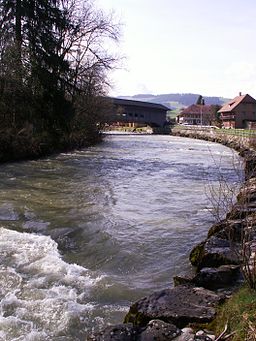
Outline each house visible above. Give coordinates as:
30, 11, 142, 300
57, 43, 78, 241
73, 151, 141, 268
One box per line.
178, 104, 214, 126
218, 93, 256, 129
106, 98, 169, 128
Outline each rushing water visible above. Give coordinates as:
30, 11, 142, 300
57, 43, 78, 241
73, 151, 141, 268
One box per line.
0, 135, 243, 340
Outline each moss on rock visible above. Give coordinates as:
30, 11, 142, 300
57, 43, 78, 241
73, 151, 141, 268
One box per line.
189, 241, 205, 267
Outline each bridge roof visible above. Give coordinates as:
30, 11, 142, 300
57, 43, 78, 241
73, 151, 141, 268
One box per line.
110, 97, 169, 112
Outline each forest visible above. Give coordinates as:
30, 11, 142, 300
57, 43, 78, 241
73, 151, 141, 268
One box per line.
0, 0, 118, 161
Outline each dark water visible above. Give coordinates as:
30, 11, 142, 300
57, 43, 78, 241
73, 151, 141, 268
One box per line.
0, 135, 243, 340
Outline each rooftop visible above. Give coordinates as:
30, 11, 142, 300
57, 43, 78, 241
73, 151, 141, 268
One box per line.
179, 104, 213, 115
218, 94, 256, 113
110, 97, 170, 111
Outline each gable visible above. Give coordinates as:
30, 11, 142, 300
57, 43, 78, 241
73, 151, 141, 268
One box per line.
218, 94, 256, 113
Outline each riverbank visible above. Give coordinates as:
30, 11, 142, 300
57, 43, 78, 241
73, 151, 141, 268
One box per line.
88, 128, 256, 341
0, 128, 102, 163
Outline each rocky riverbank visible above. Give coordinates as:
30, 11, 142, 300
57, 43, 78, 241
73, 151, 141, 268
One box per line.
87, 129, 256, 341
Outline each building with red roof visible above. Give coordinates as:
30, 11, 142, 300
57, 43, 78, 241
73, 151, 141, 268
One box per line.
218, 93, 256, 129
178, 104, 214, 126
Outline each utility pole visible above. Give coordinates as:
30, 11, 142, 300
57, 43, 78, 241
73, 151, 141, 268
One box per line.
200, 97, 204, 126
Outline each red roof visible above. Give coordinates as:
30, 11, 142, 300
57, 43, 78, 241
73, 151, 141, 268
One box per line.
179, 104, 212, 116
218, 94, 256, 113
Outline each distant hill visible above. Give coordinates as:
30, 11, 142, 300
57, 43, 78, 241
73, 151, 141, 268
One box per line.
118, 93, 229, 111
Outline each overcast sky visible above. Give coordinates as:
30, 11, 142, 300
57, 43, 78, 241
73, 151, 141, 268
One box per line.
96, 0, 256, 99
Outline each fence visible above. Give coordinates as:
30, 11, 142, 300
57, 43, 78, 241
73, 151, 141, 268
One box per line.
174, 125, 256, 137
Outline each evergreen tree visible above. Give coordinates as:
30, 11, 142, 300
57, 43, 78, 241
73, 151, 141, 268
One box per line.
196, 95, 203, 105
0, 0, 119, 156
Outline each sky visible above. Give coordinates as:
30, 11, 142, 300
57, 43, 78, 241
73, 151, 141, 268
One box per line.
96, 0, 256, 99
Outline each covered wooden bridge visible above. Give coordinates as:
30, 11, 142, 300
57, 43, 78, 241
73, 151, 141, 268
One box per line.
104, 98, 169, 128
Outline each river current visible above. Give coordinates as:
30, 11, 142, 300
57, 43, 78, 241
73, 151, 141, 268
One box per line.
0, 135, 243, 340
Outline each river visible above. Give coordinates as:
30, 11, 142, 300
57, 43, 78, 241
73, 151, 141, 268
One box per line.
0, 134, 243, 340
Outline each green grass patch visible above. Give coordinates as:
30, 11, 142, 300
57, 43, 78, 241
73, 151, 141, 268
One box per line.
207, 286, 256, 340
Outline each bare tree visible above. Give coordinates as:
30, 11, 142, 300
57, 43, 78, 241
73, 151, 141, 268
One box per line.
0, 0, 120, 155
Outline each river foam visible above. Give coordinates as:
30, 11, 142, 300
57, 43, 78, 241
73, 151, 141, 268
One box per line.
0, 228, 103, 341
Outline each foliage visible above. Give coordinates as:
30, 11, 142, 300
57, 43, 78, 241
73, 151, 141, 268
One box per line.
210, 104, 222, 127
0, 0, 119, 159
196, 95, 203, 105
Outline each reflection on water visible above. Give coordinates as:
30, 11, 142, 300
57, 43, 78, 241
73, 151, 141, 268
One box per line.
0, 135, 243, 340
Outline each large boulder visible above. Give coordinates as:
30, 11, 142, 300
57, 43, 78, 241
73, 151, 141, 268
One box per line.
190, 236, 240, 270
124, 286, 222, 328
173, 265, 242, 290
207, 219, 244, 242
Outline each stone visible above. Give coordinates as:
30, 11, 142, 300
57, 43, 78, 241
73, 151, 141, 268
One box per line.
207, 220, 228, 238
191, 236, 240, 270
189, 241, 205, 267
226, 205, 256, 220
194, 336, 214, 341
193, 265, 242, 290
173, 275, 193, 287
174, 265, 242, 291
124, 286, 222, 328
172, 327, 194, 341
87, 323, 137, 341
139, 319, 181, 341
207, 219, 244, 243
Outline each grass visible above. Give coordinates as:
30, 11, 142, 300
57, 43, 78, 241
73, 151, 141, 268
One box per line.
206, 286, 256, 340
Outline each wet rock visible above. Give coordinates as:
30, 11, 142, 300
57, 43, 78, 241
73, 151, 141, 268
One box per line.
124, 286, 222, 328
173, 275, 193, 287
193, 265, 242, 290
47, 227, 81, 251
190, 236, 240, 270
207, 219, 243, 242
87, 323, 138, 341
189, 241, 205, 267
174, 265, 242, 290
139, 319, 181, 341
207, 220, 228, 238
